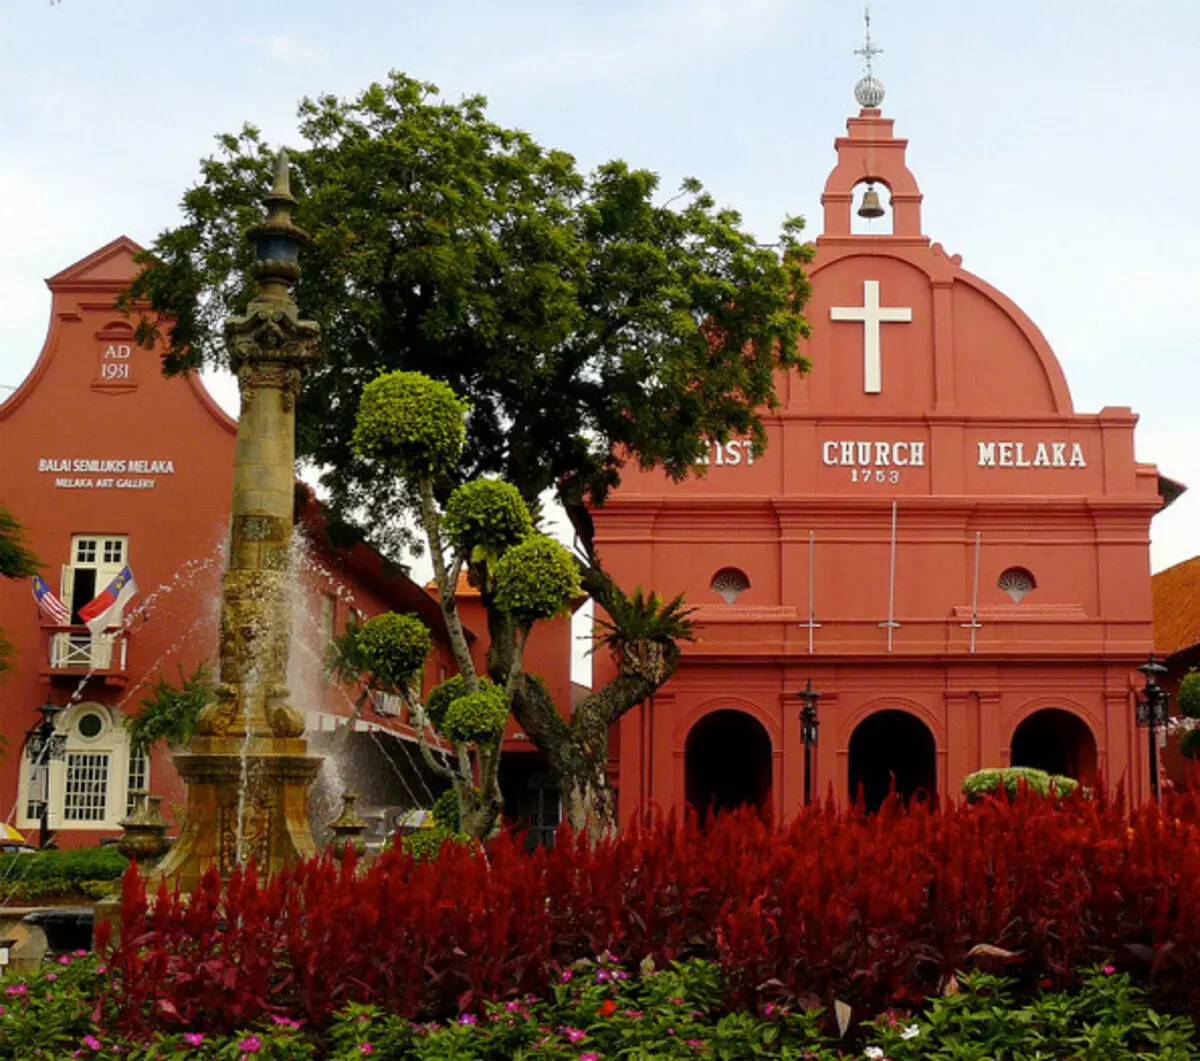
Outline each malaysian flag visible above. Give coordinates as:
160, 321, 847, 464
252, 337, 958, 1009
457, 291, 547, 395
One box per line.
31, 575, 70, 625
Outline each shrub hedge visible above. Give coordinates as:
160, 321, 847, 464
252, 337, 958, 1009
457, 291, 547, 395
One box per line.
0, 846, 127, 904
961, 766, 1079, 800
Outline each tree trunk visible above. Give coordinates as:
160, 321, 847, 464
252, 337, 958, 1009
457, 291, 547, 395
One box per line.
561, 753, 619, 835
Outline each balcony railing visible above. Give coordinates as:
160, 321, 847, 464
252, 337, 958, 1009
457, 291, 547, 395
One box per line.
47, 631, 126, 673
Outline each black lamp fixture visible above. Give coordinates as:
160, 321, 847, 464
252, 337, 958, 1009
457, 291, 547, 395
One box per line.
25, 697, 66, 849
797, 679, 822, 807
1134, 655, 1170, 803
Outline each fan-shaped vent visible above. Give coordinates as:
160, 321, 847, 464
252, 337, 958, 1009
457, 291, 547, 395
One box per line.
710, 567, 750, 605
998, 567, 1036, 604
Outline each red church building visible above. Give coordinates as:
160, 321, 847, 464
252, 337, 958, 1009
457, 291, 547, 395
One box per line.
593, 90, 1177, 820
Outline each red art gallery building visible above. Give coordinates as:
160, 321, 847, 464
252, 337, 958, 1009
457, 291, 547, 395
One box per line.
594, 97, 1178, 819
0, 239, 572, 848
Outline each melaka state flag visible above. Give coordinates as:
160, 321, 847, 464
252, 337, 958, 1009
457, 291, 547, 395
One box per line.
78, 565, 139, 635
31, 575, 71, 625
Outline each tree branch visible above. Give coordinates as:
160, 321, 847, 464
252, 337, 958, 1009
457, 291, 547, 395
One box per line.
418, 475, 478, 691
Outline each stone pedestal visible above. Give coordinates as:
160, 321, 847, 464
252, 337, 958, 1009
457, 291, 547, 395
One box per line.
150, 736, 321, 893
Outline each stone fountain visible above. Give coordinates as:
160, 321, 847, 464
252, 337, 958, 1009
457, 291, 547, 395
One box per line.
151, 151, 323, 892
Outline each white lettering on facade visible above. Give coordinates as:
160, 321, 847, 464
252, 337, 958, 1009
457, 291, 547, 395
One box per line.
822, 441, 926, 468
977, 441, 1086, 469
39, 457, 173, 488
694, 439, 755, 468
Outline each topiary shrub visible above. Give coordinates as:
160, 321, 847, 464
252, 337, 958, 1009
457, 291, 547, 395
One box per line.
443, 479, 533, 564
443, 684, 509, 746
357, 612, 432, 692
401, 824, 470, 862
1178, 671, 1200, 760
493, 533, 582, 627
425, 673, 467, 731
962, 767, 1078, 802
352, 371, 470, 479
430, 788, 461, 832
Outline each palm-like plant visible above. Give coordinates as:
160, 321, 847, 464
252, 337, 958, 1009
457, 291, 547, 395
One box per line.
593, 587, 698, 683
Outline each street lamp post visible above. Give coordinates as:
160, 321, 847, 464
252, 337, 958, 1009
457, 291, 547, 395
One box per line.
1134, 655, 1170, 803
797, 679, 821, 807
25, 698, 66, 850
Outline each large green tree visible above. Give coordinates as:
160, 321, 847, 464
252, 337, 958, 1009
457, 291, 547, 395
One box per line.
0, 505, 40, 681
125, 73, 812, 833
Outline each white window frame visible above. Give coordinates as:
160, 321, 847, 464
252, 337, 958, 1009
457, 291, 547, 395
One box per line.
61, 534, 129, 624
17, 702, 139, 832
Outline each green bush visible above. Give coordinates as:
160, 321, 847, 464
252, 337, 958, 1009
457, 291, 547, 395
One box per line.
352, 370, 469, 480
493, 533, 582, 627
357, 612, 432, 693
442, 478, 533, 564
424, 673, 467, 731
0, 846, 130, 904
443, 685, 509, 746
962, 766, 1079, 802
430, 789, 461, 832
1180, 670, 1200, 717
400, 824, 469, 863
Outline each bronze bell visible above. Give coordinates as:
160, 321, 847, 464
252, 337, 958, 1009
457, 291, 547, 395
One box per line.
858, 184, 885, 220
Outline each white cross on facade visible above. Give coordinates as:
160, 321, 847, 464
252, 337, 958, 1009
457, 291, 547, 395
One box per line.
829, 280, 912, 394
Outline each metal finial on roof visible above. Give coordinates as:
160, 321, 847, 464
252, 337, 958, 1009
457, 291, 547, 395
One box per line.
854, 8, 886, 109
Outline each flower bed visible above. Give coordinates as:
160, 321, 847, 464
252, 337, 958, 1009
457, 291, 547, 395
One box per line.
1, 953, 1196, 1059
92, 786, 1200, 1035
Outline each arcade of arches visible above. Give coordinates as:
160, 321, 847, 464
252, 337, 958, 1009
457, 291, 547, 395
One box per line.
682, 704, 1101, 819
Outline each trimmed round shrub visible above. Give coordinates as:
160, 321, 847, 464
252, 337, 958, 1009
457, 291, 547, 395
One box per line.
962, 767, 1078, 802
1179, 671, 1200, 718
431, 788, 462, 832
352, 371, 469, 479
493, 534, 582, 627
443, 685, 509, 746
425, 673, 467, 731
443, 479, 533, 563
357, 612, 432, 691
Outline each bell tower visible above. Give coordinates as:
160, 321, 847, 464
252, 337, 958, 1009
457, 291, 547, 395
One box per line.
819, 11, 925, 242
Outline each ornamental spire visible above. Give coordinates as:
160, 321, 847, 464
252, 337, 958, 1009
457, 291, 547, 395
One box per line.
853, 8, 886, 110
247, 148, 310, 294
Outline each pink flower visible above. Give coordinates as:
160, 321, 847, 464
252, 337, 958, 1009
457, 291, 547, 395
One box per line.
764, 1002, 776, 1017
457, 1013, 477, 1026
73, 949, 87, 957
668, 996, 685, 1006
565, 1027, 587, 1043
0, 1005, 5, 1016
595, 969, 610, 982
359, 1045, 374, 1056
58, 954, 71, 965
95, 966, 108, 975
45, 973, 57, 982
270, 1015, 302, 1029
4, 984, 26, 997
237, 1036, 262, 1053
559, 970, 573, 983
82, 1035, 102, 1051
1102, 964, 1117, 976
184, 1032, 205, 1046
581, 1055, 600, 1061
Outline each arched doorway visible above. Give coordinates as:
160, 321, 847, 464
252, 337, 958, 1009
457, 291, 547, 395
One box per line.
848, 710, 937, 812
1010, 709, 1097, 782
685, 710, 773, 824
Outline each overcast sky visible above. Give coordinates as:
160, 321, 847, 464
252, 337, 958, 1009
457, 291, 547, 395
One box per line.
1, 0, 1196, 577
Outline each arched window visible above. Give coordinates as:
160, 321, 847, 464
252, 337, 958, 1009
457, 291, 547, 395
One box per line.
19, 702, 148, 832
998, 567, 1037, 604
710, 567, 751, 605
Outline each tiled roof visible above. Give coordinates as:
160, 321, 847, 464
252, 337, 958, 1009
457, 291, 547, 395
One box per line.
1153, 554, 1200, 658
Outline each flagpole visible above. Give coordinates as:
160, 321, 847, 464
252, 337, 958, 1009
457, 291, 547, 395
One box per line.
879, 500, 900, 652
